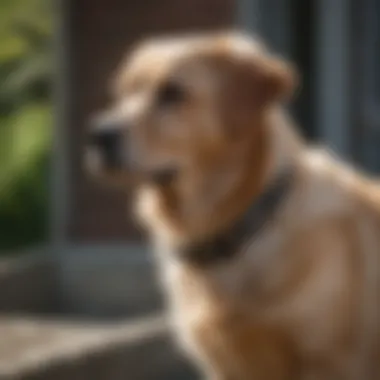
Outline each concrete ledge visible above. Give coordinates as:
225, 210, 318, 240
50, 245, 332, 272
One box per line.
0, 245, 164, 318
58, 245, 164, 317
0, 249, 59, 313
0, 314, 197, 380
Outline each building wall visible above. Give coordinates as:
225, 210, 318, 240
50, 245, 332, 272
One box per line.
66, 0, 235, 243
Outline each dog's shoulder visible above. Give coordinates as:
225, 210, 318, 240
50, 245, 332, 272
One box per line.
296, 147, 380, 256
298, 147, 380, 217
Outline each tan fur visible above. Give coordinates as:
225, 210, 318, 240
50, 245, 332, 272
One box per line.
90, 31, 380, 379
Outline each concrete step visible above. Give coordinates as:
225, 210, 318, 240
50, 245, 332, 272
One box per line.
0, 314, 198, 380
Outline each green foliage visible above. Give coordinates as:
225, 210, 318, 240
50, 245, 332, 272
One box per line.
0, 0, 52, 251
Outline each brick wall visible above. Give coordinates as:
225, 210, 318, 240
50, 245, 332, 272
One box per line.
66, 0, 236, 242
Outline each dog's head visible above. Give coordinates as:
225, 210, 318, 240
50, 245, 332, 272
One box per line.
86, 31, 296, 190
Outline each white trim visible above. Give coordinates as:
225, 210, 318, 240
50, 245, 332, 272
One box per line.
261, 0, 291, 57
361, 0, 380, 128
237, 0, 291, 59
51, 0, 71, 252
272, 0, 291, 57
316, 0, 350, 156
237, 0, 260, 33
61, 243, 150, 258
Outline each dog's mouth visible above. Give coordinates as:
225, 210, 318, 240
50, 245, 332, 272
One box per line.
84, 144, 179, 188
143, 166, 179, 186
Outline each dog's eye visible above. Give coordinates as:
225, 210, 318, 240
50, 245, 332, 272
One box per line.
157, 82, 185, 107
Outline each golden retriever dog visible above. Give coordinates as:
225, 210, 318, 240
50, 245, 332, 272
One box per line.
86, 31, 380, 379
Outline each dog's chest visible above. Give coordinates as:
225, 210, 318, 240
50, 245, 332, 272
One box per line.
160, 214, 358, 378
163, 259, 301, 378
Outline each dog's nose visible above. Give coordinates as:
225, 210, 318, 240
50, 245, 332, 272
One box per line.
88, 127, 124, 169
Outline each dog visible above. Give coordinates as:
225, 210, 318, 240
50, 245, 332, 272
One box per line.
86, 31, 380, 379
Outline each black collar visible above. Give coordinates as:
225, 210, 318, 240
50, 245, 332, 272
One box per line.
178, 167, 294, 267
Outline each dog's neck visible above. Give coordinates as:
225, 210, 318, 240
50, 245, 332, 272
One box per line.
177, 164, 294, 266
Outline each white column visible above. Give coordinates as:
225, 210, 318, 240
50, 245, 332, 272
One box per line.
274, 0, 292, 58
237, 0, 261, 34
316, 0, 350, 156
52, 0, 71, 251
237, 0, 292, 59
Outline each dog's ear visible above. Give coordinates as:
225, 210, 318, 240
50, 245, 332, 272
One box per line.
248, 54, 297, 105
225, 49, 297, 110
214, 49, 297, 137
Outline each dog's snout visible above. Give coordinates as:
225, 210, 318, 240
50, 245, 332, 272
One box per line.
89, 128, 119, 151
88, 126, 124, 170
